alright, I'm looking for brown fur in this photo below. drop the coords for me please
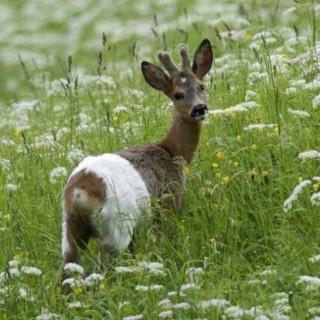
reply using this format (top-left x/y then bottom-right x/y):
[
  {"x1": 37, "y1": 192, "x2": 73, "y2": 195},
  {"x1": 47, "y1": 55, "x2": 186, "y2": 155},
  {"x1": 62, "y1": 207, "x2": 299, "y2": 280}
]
[
  {"x1": 63, "y1": 171, "x2": 106, "y2": 265},
  {"x1": 60, "y1": 40, "x2": 213, "y2": 290}
]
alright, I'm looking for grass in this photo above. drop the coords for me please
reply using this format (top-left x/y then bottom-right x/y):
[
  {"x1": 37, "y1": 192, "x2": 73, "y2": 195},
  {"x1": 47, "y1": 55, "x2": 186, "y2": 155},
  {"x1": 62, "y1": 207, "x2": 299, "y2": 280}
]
[{"x1": 1, "y1": 0, "x2": 320, "y2": 319}]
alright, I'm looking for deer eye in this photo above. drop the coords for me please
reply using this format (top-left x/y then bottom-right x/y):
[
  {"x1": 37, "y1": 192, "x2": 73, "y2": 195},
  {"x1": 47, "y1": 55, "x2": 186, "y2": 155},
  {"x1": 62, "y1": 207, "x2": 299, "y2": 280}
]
[
  {"x1": 200, "y1": 84, "x2": 205, "y2": 91},
  {"x1": 174, "y1": 93, "x2": 184, "y2": 100}
]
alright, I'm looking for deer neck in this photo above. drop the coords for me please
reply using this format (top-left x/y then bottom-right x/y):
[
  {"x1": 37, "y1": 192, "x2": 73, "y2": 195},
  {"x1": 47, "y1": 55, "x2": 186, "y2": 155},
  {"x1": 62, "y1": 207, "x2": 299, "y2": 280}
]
[{"x1": 159, "y1": 111, "x2": 202, "y2": 164}]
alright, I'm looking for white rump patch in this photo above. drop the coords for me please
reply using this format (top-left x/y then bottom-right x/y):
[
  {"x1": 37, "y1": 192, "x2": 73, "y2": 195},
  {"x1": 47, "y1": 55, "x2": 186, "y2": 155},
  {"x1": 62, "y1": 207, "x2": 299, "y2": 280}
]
[
  {"x1": 61, "y1": 218, "x2": 70, "y2": 256},
  {"x1": 69, "y1": 153, "x2": 151, "y2": 252}
]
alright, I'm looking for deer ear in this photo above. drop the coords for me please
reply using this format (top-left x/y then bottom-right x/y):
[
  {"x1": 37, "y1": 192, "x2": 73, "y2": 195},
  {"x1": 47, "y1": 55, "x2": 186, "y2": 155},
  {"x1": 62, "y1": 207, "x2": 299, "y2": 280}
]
[
  {"x1": 192, "y1": 39, "x2": 213, "y2": 80},
  {"x1": 141, "y1": 61, "x2": 172, "y2": 92}
]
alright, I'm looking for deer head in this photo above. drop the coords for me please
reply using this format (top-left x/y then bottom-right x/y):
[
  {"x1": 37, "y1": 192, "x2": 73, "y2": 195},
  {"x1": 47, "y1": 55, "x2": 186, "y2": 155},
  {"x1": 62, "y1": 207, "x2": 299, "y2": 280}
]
[{"x1": 141, "y1": 39, "x2": 213, "y2": 122}]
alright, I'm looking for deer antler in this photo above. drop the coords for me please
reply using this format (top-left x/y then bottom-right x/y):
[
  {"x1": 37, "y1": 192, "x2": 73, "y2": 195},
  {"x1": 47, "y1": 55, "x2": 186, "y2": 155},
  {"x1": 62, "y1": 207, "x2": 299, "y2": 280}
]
[
  {"x1": 179, "y1": 44, "x2": 191, "y2": 71},
  {"x1": 158, "y1": 43, "x2": 192, "y2": 76},
  {"x1": 157, "y1": 51, "x2": 178, "y2": 75}
]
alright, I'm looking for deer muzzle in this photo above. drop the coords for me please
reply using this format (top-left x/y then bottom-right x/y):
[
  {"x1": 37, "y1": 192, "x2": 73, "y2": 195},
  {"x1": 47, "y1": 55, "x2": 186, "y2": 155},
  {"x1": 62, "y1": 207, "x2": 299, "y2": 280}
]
[{"x1": 191, "y1": 104, "x2": 208, "y2": 120}]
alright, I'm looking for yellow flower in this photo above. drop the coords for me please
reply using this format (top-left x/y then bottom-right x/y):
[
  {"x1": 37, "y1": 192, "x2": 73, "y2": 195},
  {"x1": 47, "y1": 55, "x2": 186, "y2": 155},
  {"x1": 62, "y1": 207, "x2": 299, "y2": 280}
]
[
  {"x1": 222, "y1": 176, "x2": 230, "y2": 185},
  {"x1": 313, "y1": 183, "x2": 319, "y2": 191},
  {"x1": 99, "y1": 283, "x2": 105, "y2": 290},
  {"x1": 251, "y1": 144, "x2": 257, "y2": 151},
  {"x1": 236, "y1": 135, "x2": 241, "y2": 141},
  {"x1": 183, "y1": 166, "x2": 190, "y2": 175},
  {"x1": 216, "y1": 151, "x2": 225, "y2": 160},
  {"x1": 298, "y1": 177, "x2": 303, "y2": 183},
  {"x1": 245, "y1": 34, "x2": 252, "y2": 42},
  {"x1": 14, "y1": 128, "x2": 21, "y2": 137},
  {"x1": 13, "y1": 253, "x2": 22, "y2": 261},
  {"x1": 4, "y1": 214, "x2": 11, "y2": 222},
  {"x1": 262, "y1": 171, "x2": 269, "y2": 177},
  {"x1": 211, "y1": 162, "x2": 219, "y2": 168},
  {"x1": 206, "y1": 187, "x2": 213, "y2": 195},
  {"x1": 112, "y1": 116, "x2": 119, "y2": 123},
  {"x1": 73, "y1": 287, "x2": 84, "y2": 295},
  {"x1": 233, "y1": 161, "x2": 239, "y2": 168}
]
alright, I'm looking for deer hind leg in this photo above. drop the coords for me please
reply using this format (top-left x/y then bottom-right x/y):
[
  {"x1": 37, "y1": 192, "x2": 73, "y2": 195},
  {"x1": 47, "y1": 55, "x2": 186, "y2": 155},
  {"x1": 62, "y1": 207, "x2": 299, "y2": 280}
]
[{"x1": 61, "y1": 211, "x2": 91, "y2": 289}]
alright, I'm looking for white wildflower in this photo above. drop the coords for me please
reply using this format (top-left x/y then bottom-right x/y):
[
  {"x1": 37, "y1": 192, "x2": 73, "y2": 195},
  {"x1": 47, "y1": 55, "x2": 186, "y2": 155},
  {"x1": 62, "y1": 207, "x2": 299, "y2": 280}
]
[
  {"x1": 312, "y1": 94, "x2": 320, "y2": 109},
  {"x1": 36, "y1": 309, "x2": 59, "y2": 320},
  {"x1": 11, "y1": 100, "x2": 39, "y2": 112},
  {"x1": 244, "y1": 306, "x2": 264, "y2": 317},
  {"x1": 135, "y1": 284, "x2": 163, "y2": 292},
  {"x1": 309, "y1": 306, "x2": 320, "y2": 315},
  {"x1": 7, "y1": 184, "x2": 19, "y2": 191},
  {"x1": 245, "y1": 90, "x2": 258, "y2": 101},
  {"x1": 311, "y1": 192, "x2": 320, "y2": 206},
  {"x1": 67, "y1": 148, "x2": 85, "y2": 165},
  {"x1": 297, "y1": 275, "x2": 320, "y2": 290},
  {"x1": 62, "y1": 277, "x2": 76, "y2": 288},
  {"x1": 159, "y1": 310, "x2": 173, "y2": 318},
  {"x1": 123, "y1": 315, "x2": 143, "y2": 320},
  {"x1": 287, "y1": 108, "x2": 310, "y2": 118},
  {"x1": 56, "y1": 127, "x2": 70, "y2": 141},
  {"x1": 315, "y1": 4, "x2": 320, "y2": 17},
  {"x1": 21, "y1": 266, "x2": 42, "y2": 276},
  {"x1": 186, "y1": 267, "x2": 204, "y2": 277},
  {"x1": 180, "y1": 283, "x2": 200, "y2": 291},
  {"x1": 304, "y1": 80, "x2": 320, "y2": 91},
  {"x1": 33, "y1": 132, "x2": 56, "y2": 149},
  {"x1": 85, "y1": 273, "x2": 104, "y2": 282},
  {"x1": 114, "y1": 105, "x2": 128, "y2": 113},
  {"x1": 255, "y1": 316, "x2": 270, "y2": 320},
  {"x1": 282, "y1": 7, "x2": 296, "y2": 18},
  {"x1": 285, "y1": 87, "x2": 297, "y2": 95},
  {"x1": 298, "y1": 150, "x2": 320, "y2": 161},
  {"x1": 199, "y1": 298, "x2": 230, "y2": 309},
  {"x1": 19, "y1": 288, "x2": 28, "y2": 299},
  {"x1": 124, "y1": 88, "x2": 144, "y2": 98},
  {"x1": 244, "y1": 124, "x2": 277, "y2": 131},
  {"x1": 283, "y1": 180, "x2": 312, "y2": 212},
  {"x1": 172, "y1": 302, "x2": 190, "y2": 310},
  {"x1": 260, "y1": 269, "x2": 277, "y2": 276},
  {"x1": 309, "y1": 254, "x2": 320, "y2": 263},
  {"x1": 53, "y1": 104, "x2": 66, "y2": 112},
  {"x1": 63, "y1": 262, "x2": 84, "y2": 274},
  {"x1": 115, "y1": 266, "x2": 142, "y2": 274},
  {"x1": 68, "y1": 301, "x2": 83, "y2": 308},
  {"x1": 158, "y1": 299, "x2": 171, "y2": 308},
  {"x1": 248, "y1": 279, "x2": 268, "y2": 286},
  {"x1": 224, "y1": 306, "x2": 245, "y2": 318},
  {"x1": 119, "y1": 301, "x2": 130, "y2": 309},
  {"x1": 50, "y1": 167, "x2": 67, "y2": 184},
  {"x1": 210, "y1": 101, "x2": 260, "y2": 117},
  {"x1": 8, "y1": 268, "x2": 20, "y2": 277},
  {"x1": 138, "y1": 262, "x2": 165, "y2": 275},
  {"x1": 8, "y1": 260, "x2": 20, "y2": 268},
  {"x1": 1, "y1": 139, "x2": 15, "y2": 146},
  {"x1": 122, "y1": 314, "x2": 143, "y2": 320},
  {"x1": 289, "y1": 79, "x2": 306, "y2": 87},
  {"x1": 0, "y1": 159, "x2": 11, "y2": 169}
]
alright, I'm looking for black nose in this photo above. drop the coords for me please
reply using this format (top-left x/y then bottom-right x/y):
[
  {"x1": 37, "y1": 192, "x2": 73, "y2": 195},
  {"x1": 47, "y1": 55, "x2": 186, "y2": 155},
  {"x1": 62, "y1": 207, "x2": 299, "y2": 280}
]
[{"x1": 191, "y1": 104, "x2": 208, "y2": 118}]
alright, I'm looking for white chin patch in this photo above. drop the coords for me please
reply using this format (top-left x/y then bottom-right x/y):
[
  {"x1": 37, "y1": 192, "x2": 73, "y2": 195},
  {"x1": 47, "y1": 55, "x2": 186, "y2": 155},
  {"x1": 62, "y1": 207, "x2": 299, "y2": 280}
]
[{"x1": 194, "y1": 112, "x2": 208, "y2": 121}]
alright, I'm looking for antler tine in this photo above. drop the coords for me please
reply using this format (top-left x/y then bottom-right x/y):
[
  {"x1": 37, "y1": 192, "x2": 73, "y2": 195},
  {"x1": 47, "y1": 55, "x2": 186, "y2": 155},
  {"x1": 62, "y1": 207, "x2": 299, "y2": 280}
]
[
  {"x1": 157, "y1": 51, "x2": 179, "y2": 75},
  {"x1": 179, "y1": 44, "x2": 191, "y2": 71}
]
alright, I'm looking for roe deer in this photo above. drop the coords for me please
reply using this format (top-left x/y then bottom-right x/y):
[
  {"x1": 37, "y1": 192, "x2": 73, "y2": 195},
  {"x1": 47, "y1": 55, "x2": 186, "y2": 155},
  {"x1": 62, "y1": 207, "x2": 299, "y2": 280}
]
[{"x1": 61, "y1": 39, "x2": 213, "y2": 284}]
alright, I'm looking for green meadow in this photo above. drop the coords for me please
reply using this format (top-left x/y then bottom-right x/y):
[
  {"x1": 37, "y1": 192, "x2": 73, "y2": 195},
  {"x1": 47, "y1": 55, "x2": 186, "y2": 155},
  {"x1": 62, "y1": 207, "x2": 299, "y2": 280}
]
[{"x1": 1, "y1": 0, "x2": 320, "y2": 319}]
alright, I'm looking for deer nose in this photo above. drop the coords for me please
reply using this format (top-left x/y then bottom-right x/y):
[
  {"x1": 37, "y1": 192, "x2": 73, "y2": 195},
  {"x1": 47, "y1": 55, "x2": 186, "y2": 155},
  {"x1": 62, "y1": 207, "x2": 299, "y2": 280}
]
[{"x1": 191, "y1": 104, "x2": 208, "y2": 119}]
